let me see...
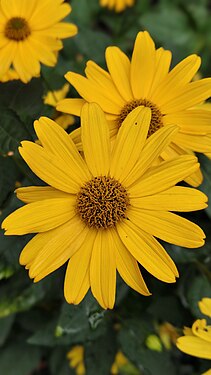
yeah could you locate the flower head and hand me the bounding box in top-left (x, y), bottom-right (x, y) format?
top-left (0, 0), bottom-right (77, 83)
top-left (176, 297), bottom-right (211, 362)
top-left (2, 103), bottom-right (207, 309)
top-left (67, 346), bottom-right (85, 375)
top-left (99, 0), bottom-right (135, 12)
top-left (57, 31), bottom-right (211, 187)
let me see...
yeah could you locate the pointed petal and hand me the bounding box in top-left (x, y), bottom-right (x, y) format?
top-left (148, 47), bottom-right (172, 96)
top-left (177, 336), bottom-right (211, 359)
top-left (117, 220), bottom-right (178, 283)
top-left (163, 109), bottom-right (211, 135)
top-left (109, 228), bottom-right (150, 295)
top-left (56, 98), bottom-right (86, 116)
top-left (90, 230), bottom-right (116, 309)
top-left (110, 106), bottom-right (151, 182)
top-left (130, 186), bottom-right (207, 212)
top-left (2, 197), bottom-right (76, 235)
top-left (129, 155), bottom-right (199, 197)
top-left (174, 133), bottom-right (211, 153)
top-left (64, 229), bottom-right (97, 304)
top-left (81, 103), bottom-right (111, 175)
top-left (105, 46), bottom-right (133, 101)
top-left (16, 186), bottom-right (71, 203)
top-left (123, 124), bottom-right (179, 186)
top-left (128, 208), bottom-right (205, 248)
top-left (131, 31), bottom-right (156, 98)
top-left (30, 216), bottom-right (89, 281)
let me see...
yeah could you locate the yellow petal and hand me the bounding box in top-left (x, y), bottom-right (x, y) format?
top-left (117, 220), bottom-right (178, 283)
top-left (65, 72), bottom-right (122, 114)
top-left (123, 124), bottom-right (179, 186)
top-left (148, 47), bottom-right (172, 96)
top-left (90, 230), bottom-right (116, 309)
top-left (81, 103), bottom-right (111, 176)
top-left (16, 186), bottom-right (71, 203)
top-left (164, 109), bottom-right (211, 135)
top-left (34, 117), bottom-right (90, 179)
top-left (56, 98), bottom-right (86, 116)
top-left (30, 216), bottom-right (89, 281)
top-left (192, 320), bottom-right (211, 343)
top-left (160, 78), bottom-right (211, 113)
top-left (109, 228), bottom-right (150, 295)
top-left (2, 197), bottom-right (76, 235)
top-left (129, 155), bottom-right (199, 197)
top-left (199, 298), bottom-right (211, 318)
top-left (130, 186), bottom-right (207, 212)
top-left (19, 141), bottom-right (84, 193)
top-left (131, 31), bottom-right (156, 98)
top-left (176, 336), bottom-right (211, 359)
top-left (110, 106), bottom-right (151, 182)
top-left (64, 229), bottom-right (97, 304)
top-left (174, 133), bottom-right (211, 153)
top-left (105, 46), bottom-right (133, 101)
top-left (128, 208), bottom-right (205, 248)
top-left (152, 54), bottom-right (201, 105)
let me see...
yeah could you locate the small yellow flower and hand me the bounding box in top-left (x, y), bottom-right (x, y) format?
top-left (99, 0), bottom-right (135, 12)
top-left (0, 0), bottom-right (77, 83)
top-left (111, 351), bottom-right (128, 374)
top-left (176, 297), bottom-right (211, 365)
top-left (67, 346), bottom-right (85, 375)
top-left (57, 30), bottom-right (211, 187)
top-left (44, 84), bottom-right (74, 130)
top-left (158, 322), bottom-right (179, 349)
top-left (2, 104), bottom-right (207, 309)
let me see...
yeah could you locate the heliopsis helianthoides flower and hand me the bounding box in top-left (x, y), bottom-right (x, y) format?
top-left (44, 83), bottom-right (74, 130)
top-left (176, 298), bottom-right (211, 375)
top-left (99, 0), bottom-right (135, 13)
top-left (67, 346), bottom-right (85, 375)
top-left (2, 104), bottom-right (207, 309)
top-left (57, 30), bottom-right (211, 187)
top-left (0, 0), bottom-right (77, 83)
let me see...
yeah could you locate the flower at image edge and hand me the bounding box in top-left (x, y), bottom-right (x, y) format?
top-left (2, 104), bottom-right (207, 309)
top-left (176, 297), bottom-right (211, 374)
top-left (57, 30), bottom-right (211, 187)
top-left (99, 0), bottom-right (135, 12)
top-left (0, 0), bottom-right (77, 83)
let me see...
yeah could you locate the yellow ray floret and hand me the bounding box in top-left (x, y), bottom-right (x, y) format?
top-left (0, 0), bottom-right (77, 83)
top-left (99, 0), bottom-right (135, 12)
top-left (57, 30), bottom-right (211, 187)
top-left (2, 103), bottom-right (207, 309)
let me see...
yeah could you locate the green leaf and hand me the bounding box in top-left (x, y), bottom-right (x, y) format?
top-left (0, 315), bottom-right (15, 346)
top-left (0, 156), bottom-right (20, 207)
top-left (187, 275), bottom-right (211, 318)
top-left (198, 154), bottom-right (211, 219)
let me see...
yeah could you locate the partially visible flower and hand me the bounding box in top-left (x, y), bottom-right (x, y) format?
top-left (57, 30), bottom-right (211, 187)
top-left (99, 0), bottom-right (135, 12)
top-left (111, 351), bottom-right (128, 374)
top-left (176, 297), bottom-right (211, 365)
top-left (145, 334), bottom-right (162, 352)
top-left (44, 84), bottom-right (70, 107)
top-left (67, 346), bottom-right (85, 375)
top-left (2, 104), bottom-right (207, 309)
top-left (0, 0), bottom-right (77, 83)
top-left (0, 68), bottom-right (19, 82)
top-left (44, 84), bottom-right (74, 130)
top-left (158, 322), bottom-right (179, 350)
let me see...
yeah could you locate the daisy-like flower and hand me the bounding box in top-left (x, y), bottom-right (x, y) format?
top-left (57, 31), bottom-right (211, 187)
top-left (99, 0), bottom-right (135, 12)
top-left (176, 298), bottom-right (211, 375)
top-left (2, 104), bottom-right (207, 309)
top-left (0, 0), bottom-right (77, 83)
top-left (67, 346), bottom-right (85, 375)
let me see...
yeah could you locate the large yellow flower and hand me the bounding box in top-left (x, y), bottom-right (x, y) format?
top-left (57, 31), bottom-right (211, 187)
top-left (176, 298), bottom-right (211, 375)
top-left (0, 0), bottom-right (77, 83)
top-left (2, 104), bottom-right (207, 309)
top-left (99, 0), bottom-right (135, 12)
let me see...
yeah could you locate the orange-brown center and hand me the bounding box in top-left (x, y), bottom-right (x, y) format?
top-left (5, 17), bottom-right (31, 41)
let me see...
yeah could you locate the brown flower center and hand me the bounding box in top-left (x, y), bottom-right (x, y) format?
top-left (76, 176), bottom-right (129, 229)
top-left (5, 17), bottom-right (31, 41)
top-left (117, 99), bottom-right (163, 137)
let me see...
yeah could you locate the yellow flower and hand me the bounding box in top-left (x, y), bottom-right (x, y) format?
top-left (99, 0), bottom-right (135, 12)
top-left (0, 68), bottom-right (19, 82)
top-left (0, 0), bottom-right (77, 83)
top-left (110, 351), bottom-right (128, 374)
top-left (158, 322), bottom-right (179, 349)
top-left (57, 30), bottom-right (211, 187)
top-left (44, 83), bottom-right (74, 130)
top-left (176, 297), bottom-right (211, 363)
top-left (67, 346), bottom-right (85, 375)
top-left (2, 104), bottom-right (207, 309)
